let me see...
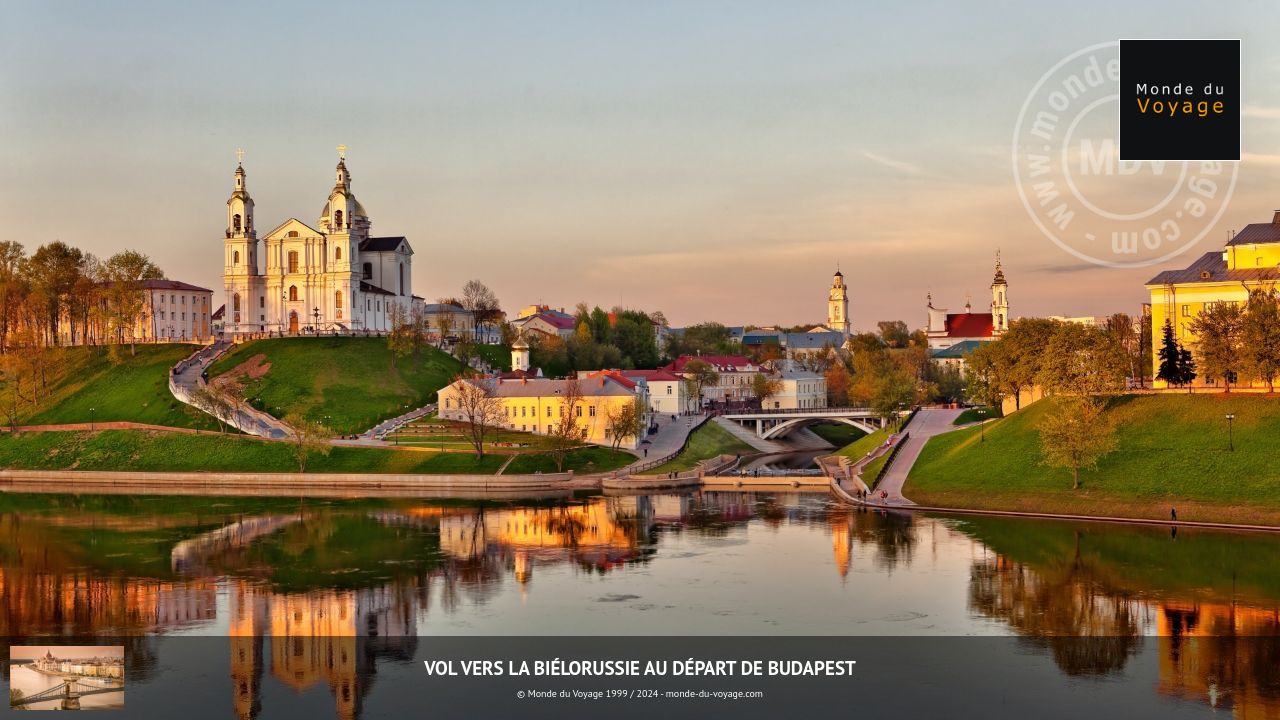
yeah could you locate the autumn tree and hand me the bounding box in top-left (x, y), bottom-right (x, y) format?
top-left (680, 359), bottom-right (719, 412)
top-left (877, 320), bottom-right (910, 348)
top-left (1190, 301), bottom-right (1245, 391)
top-left (1241, 288), bottom-right (1280, 391)
top-left (0, 241), bottom-right (27, 352)
top-left (26, 241), bottom-right (89, 346)
top-left (102, 250), bottom-right (163, 354)
top-left (1037, 322), bottom-right (1127, 397)
top-left (824, 362), bottom-right (851, 406)
top-left (1104, 312), bottom-right (1139, 382)
top-left (1038, 396), bottom-right (1115, 489)
top-left (749, 372), bottom-right (783, 406)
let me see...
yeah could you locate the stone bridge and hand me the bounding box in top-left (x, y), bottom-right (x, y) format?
top-left (720, 407), bottom-right (884, 439)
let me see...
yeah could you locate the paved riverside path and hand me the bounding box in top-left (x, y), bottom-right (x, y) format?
top-left (618, 413), bottom-right (709, 473)
top-left (875, 407), bottom-right (965, 505)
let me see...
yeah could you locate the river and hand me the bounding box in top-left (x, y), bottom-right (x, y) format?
top-left (2, 489), bottom-right (1278, 716)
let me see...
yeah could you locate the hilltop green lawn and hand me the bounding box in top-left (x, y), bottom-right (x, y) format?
top-left (953, 406), bottom-right (1000, 425)
top-left (208, 337), bottom-right (462, 434)
top-left (809, 422), bottom-right (865, 447)
top-left (834, 426), bottom-right (890, 461)
top-left (0, 429), bottom-right (505, 474)
top-left (20, 344), bottom-right (218, 430)
top-left (471, 343), bottom-right (511, 372)
top-left (649, 421), bottom-right (755, 473)
top-left (909, 394), bottom-right (1280, 525)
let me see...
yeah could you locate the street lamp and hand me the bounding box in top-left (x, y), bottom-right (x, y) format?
top-left (978, 408), bottom-right (987, 443)
top-left (312, 307), bottom-right (321, 333)
top-left (1226, 413), bottom-right (1235, 452)
top-left (89, 407), bottom-right (95, 432)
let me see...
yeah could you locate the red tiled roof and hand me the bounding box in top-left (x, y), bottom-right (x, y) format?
top-left (944, 313), bottom-right (994, 339)
top-left (664, 355), bottom-right (757, 372)
top-left (622, 369), bottom-right (682, 382)
top-left (583, 370), bottom-right (638, 390)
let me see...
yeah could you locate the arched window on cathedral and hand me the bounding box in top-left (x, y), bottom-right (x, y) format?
top-left (336, 246), bottom-right (342, 261)
top-left (233, 250), bottom-right (239, 265)
top-left (288, 251), bottom-right (299, 273)
top-left (232, 293), bottom-right (241, 312)
top-left (398, 263), bottom-right (405, 296)
top-left (335, 290), bottom-right (343, 309)
top-left (334, 210), bottom-right (343, 228)
top-left (289, 286), bottom-right (298, 302)
top-left (232, 214), bottom-right (241, 233)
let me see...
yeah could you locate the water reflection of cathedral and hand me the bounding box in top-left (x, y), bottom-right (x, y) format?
top-left (228, 580), bottom-right (418, 720)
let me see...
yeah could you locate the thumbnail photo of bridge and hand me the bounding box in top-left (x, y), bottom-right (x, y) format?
top-left (8, 645), bottom-right (125, 710)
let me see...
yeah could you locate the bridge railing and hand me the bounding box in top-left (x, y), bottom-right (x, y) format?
top-left (722, 406), bottom-right (875, 417)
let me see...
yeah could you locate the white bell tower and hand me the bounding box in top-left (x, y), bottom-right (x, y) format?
top-left (990, 251), bottom-right (1009, 336)
top-left (224, 149), bottom-right (262, 332)
top-left (827, 268), bottom-right (850, 338)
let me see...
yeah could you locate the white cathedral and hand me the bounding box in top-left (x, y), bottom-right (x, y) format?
top-left (222, 150), bottom-right (415, 336)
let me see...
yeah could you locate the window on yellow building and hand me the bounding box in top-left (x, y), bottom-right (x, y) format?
top-left (1182, 305), bottom-right (1190, 317)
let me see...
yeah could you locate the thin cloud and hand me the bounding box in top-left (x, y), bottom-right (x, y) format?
top-left (861, 150), bottom-right (932, 177)
top-left (1244, 105), bottom-right (1280, 119)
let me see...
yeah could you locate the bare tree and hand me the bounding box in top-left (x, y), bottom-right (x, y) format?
top-left (547, 377), bottom-right (585, 471)
top-left (190, 384), bottom-right (232, 434)
top-left (461, 279), bottom-right (503, 327)
top-left (605, 397), bottom-right (644, 450)
top-left (451, 375), bottom-right (504, 458)
top-left (284, 413), bottom-right (332, 472)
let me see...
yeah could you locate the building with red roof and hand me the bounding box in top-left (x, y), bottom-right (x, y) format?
top-left (663, 354), bottom-right (763, 407)
top-left (926, 254), bottom-right (1009, 351)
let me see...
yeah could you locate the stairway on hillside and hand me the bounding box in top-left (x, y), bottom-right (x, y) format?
top-left (712, 417), bottom-right (794, 454)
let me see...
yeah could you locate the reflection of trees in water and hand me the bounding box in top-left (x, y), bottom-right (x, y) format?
top-left (969, 534), bottom-right (1142, 676)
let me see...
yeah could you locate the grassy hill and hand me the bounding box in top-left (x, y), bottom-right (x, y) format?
top-left (207, 337), bottom-right (462, 435)
top-left (649, 421), bottom-right (755, 473)
top-left (19, 344), bottom-right (217, 430)
top-left (909, 394), bottom-right (1280, 525)
top-left (834, 426), bottom-right (890, 460)
top-left (0, 430), bottom-right (506, 474)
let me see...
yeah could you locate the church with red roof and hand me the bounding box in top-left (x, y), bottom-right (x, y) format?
top-left (926, 254), bottom-right (1009, 351)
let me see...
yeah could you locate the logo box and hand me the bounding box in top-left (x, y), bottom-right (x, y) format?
top-left (1119, 39), bottom-right (1240, 161)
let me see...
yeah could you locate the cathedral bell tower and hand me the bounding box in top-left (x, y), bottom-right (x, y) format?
top-left (225, 151), bottom-right (258, 277)
top-left (827, 268), bottom-right (850, 338)
top-left (990, 251), bottom-right (1009, 335)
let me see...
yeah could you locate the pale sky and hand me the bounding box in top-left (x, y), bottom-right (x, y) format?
top-left (3, 1), bottom-right (1279, 329)
top-left (11, 645), bottom-right (124, 660)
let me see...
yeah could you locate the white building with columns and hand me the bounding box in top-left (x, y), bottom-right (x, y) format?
top-left (222, 150), bottom-right (415, 336)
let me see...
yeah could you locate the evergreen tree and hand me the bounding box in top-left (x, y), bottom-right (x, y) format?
top-left (1177, 345), bottom-right (1197, 390)
top-left (1156, 319), bottom-right (1181, 385)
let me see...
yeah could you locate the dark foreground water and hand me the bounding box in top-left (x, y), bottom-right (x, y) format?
top-left (2, 489), bottom-right (1279, 718)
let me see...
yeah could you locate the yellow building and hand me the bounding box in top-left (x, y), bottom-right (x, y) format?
top-left (1145, 210), bottom-right (1280, 389)
top-left (437, 373), bottom-right (648, 450)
